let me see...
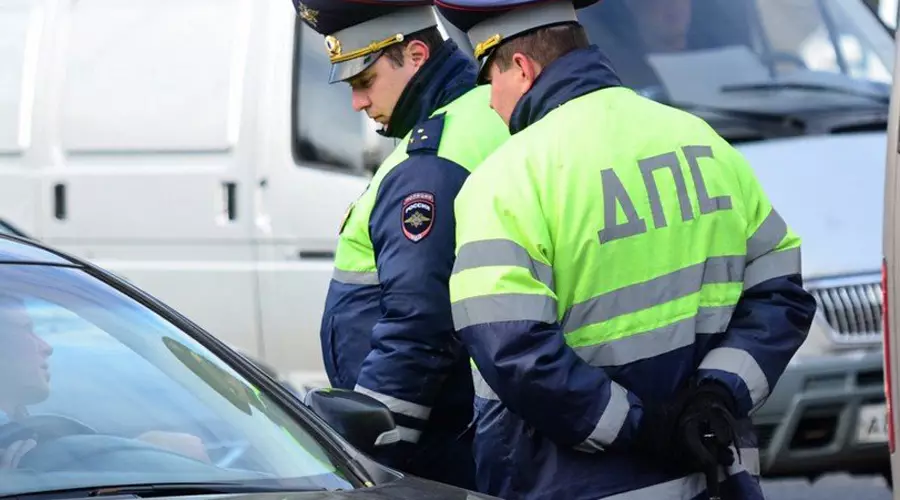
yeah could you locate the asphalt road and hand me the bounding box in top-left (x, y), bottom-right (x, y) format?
top-left (761, 474), bottom-right (892, 500)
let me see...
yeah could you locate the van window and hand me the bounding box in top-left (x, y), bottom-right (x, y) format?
top-left (60, 0), bottom-right (242, 153)
top-left (293, 20), bottom-right (393, 175)
top-left (756, 0), bottom-right (892, 83)
top-left (0, 0), bottom-right (33, 154)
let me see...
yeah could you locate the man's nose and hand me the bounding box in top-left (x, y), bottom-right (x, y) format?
top-left (351, 90), bottom-right (370, 112)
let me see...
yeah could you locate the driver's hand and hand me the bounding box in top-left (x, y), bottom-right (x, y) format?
top-left (136, 431), bottom-right (211, 464)
top-left (0, 439), bottom-right (36, 469)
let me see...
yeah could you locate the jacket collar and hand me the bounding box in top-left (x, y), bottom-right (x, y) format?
top-left (381, 40), bottom-right (477, 139)
top-left (509, 45), bottom-right (622, 135)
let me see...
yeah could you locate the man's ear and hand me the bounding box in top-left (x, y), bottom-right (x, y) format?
top-left (512, 52), bottom-right (540, 92)
top-left (405, 40), bottom-right (430, 68)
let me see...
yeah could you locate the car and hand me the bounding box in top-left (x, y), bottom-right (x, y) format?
top-left (0, 233), bottom-right (497, 500)
top-left (576, 0), bottom-right (894, 483)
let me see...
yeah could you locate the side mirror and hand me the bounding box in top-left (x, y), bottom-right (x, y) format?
top-left (303, 388), bottom-right (399, 454)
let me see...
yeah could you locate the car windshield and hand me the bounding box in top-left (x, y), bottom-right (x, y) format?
top-left (578, 0), bottom-right (894, 108)
top-left (0, 262), bottom-right (356, 496)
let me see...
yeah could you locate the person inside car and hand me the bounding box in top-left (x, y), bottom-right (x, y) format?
top-left (0, 294), bottom-right (210, 469)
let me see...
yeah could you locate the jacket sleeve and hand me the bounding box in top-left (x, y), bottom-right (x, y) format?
top-left (695, 151), bottom-right (818, 418)
top-left (448, 165), bottom-right (643, 453)
top-left (353, 151), bottom-right (471, 447)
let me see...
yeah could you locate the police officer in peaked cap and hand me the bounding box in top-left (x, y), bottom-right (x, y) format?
top-left (435, 1), bottom-right (817, 499)
top-left (290, 0), bottom-right (510, 490)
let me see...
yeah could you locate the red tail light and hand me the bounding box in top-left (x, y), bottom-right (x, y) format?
top-left (883, 258), bottom-right (895, 454)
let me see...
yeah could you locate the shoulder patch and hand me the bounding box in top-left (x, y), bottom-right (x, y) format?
top-left (406, 113), bottom-right (446, 156)
top-left (401, 192), bottom-right (435, 243)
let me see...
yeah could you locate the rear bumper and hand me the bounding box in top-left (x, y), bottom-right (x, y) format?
top-left (753, 350), bottom-right (889, 478)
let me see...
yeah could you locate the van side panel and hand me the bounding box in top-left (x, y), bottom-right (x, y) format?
top-left (0, 0), bottom-right (41, 236)
top-left (883, 25), bottom-right (900, 491)
top-left (252, 0), bottom-right (373, 389)
top-left (37, 0), bottom-right (262, 357)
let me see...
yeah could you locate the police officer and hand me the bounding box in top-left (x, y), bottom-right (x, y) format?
top-left (435, 1), bottom-right (818, 498)
top-left (289, 0), bottom-right (509, 490)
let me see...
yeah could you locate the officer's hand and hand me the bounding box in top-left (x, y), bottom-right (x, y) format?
top-left (678, 412), bottom-right (736, 469)
top-left (675, 381), bottom-right (740, 472)
top-left (632, 386), bottom-right (694, 468)
top-left (0, 439), bottom-right (36, 469)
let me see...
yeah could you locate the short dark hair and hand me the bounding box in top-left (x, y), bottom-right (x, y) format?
top-left (382, 26), bottom-right (445, 67)
top-left (491, 23), bottom-right (589, 72)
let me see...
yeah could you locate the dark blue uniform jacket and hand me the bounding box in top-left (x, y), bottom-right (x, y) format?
top-left (318, 40), bottom-right (479, 490)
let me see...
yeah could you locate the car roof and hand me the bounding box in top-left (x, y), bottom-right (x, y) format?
top-left (0, 235), bottom-right (81, 266)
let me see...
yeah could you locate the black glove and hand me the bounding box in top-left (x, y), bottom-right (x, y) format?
top-left (631, 384), bottom-right (694, 471)
top-left (675, 380), bottom-right (741, 473)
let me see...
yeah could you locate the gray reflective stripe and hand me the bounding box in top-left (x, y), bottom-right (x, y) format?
top-left (452, 293), bottom-right (557, 329)
top-left (573, 305), bottom-right (734, 367)
top-left (561, 256), bottom-right (744, 334)
top-left (453, 239), bottom-right (554, 290)
top-left (395, 425), bottom-right (422, 444)
top-left (333, 269), bottom-right (379, 285)
top-left (743, 247), bottom-right (801, 290)
top-left (699, 347), bottom-right (769, 411)
top-left (602, 447), bottom-right (759, 500)
top-left (573, 383), bottom-right (630, 452)
top-left (354, 385), bottom-right (431, 421)
top-left (472, 366), bottom-right (499, 401)
top-left (603, 473), bottom-right (707, 500)
top-left (747, 209), bottom-right (788, 261)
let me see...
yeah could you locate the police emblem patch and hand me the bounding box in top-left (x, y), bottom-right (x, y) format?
top-left (296, 2), bottom-right (318, 27)
top-left (401, 192), bottom-right (435, 242)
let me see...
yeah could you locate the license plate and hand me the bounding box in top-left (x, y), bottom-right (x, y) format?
top-left (856, 403), bottom-right (889, 444)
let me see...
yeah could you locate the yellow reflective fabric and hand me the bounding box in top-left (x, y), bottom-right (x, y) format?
top-left (332, 85), bottom-right (508, 285)
top-left (451, 87), bottom-right (802, 364)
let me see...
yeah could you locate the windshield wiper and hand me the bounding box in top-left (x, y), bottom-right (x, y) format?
top-left (1, 482), bottom-right (327, 500)
top-left (720, 81), bottom-right (889, 104)
top-left (652, 97), bottom-right (807, 128)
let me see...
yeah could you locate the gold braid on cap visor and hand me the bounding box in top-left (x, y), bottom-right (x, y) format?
top-left (325, 33), bottom-right (406, 63)
top-left (473, 33), bottom-right (501, 59)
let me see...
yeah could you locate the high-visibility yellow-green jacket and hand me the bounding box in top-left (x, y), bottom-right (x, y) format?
top-left (448, 45), bottom-right (817, 500)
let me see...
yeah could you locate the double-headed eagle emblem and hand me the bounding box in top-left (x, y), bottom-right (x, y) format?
top-left (296, 2), bottom-right (318, 27)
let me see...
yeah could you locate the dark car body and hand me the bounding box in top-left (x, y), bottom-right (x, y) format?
top-left (0, 234), bottom-right (497, 500)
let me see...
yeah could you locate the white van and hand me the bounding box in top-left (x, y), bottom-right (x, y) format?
top-left (0, 0), bottom-right (421, 389)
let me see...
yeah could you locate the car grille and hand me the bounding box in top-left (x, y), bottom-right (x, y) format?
top-left (809, 280), bottom-right (883, 344)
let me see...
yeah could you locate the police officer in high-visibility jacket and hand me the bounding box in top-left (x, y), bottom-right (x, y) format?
top-left (435, 0), bottom-right (818, 498)
top-left (290, 0), bottom-right (509, 490)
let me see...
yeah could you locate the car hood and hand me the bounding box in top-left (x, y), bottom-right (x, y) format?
top-left (733, 131), bottom-right (886, 281)
top-left (125, 478), bottom-right (495, 500)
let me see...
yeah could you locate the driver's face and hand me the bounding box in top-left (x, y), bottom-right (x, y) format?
top-left (0, 299), bottom-right (53, 409)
